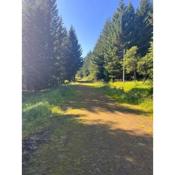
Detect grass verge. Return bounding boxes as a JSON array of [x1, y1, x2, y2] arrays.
[[74, 81, 153, 116], [22, 85, 77, 138]]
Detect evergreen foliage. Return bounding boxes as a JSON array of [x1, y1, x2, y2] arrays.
[[66, 27, 82, 81], [23, 0, 153, 90], [23, 0, 82, 90], [78, 0, 153, 82]]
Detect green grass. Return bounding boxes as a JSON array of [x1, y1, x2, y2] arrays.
[[71, 81, 106, 88], [104, 81, 153, 116], [75, 81, 153, 116], [22, 85, 77, 138]]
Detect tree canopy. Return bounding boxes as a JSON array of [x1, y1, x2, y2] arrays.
[[78, 0, 153, 82], [23, 0, 82, 90], [23, 0, 153, 90]]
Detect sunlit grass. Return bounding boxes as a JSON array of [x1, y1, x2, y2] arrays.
[[22, 86, 77, 138], [23, 101, 49, 112], [108, 81, 152, 92], [50, 106, 64, 115], [75, 81, 153, 117], [105, 81, 153, 116], [72, 81, 106, 88]]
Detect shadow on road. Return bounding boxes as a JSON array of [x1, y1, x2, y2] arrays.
[[23, 115, 152, 175], [61, 84, 150, 116]]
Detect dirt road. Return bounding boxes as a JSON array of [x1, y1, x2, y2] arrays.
[[23, 84, 153, 175]]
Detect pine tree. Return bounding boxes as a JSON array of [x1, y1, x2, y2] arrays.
[[66, 26, 82, 81], [92, 23, 109, 81], [80, 52, 92, 77], [49, 0, 68, 85], [111, 0, 127, 60], [23, 0, 52, 90], [76, 51, 96, 80], [80, 1, 127, 81], [123, 2, 136, 49], [79, 0, 153, 82], [135, 0, 153, 56], [103, 20, 122, 81], [23, 0, 74, 89]]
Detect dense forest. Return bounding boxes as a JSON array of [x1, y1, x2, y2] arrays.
[[22, 1, 153, 173], [77, 0, 153, 82], [23, 0, 153, 91], [22, 0, 82, 90]]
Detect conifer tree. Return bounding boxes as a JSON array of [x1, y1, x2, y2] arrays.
[[49, 0, 68, 85], [123, 2, 136, 49], [80, 0, 153, 82], [23, 0, 52, 90], [66, 27, 82, 81], [92, 30, 108, 80], [135, 0, 153, 56], [112, 0, 126, 59], [103, 20, 122, 81], [76, 51, 96, 80], [23, 0, 82, 89]]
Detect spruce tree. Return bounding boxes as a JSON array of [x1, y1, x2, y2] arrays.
[[23, 0, 74, 89], [23, 0, 52, 90], [135, 0, 153, 56], [123, 2, 136, 49], [82, 0, 153, 82], [49, 0, 68, 85], [92, 28, 108, 81], [66, 26, 82, 81], [103, 20, 122, 81]]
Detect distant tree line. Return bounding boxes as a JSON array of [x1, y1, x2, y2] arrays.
[[23, 0, 82, 90], [77, 0, 153, 82]]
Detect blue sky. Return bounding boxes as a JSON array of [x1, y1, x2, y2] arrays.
[[58, 0, 139, 57]]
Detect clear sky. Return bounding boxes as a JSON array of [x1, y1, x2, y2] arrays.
[[58, 0, 139, 57]]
